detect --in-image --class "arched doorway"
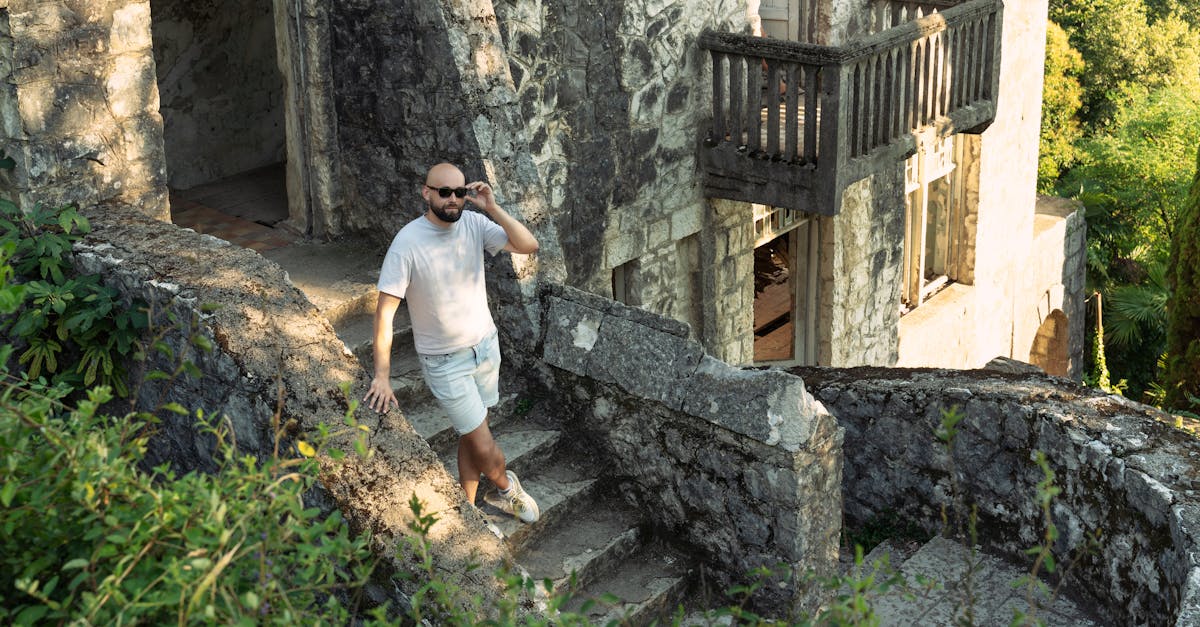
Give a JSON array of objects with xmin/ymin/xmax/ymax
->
[{"xmin": 1030, "ymin": 309, "xmax": 1070, "ymax": 377}]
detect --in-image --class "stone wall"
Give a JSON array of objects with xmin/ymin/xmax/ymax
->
[
  {"xmin": 0, "ymin": 0, "xmax": 168, "ymax": 219},
  {"xmin": 969, "ymin": 0, "xmax": 1047, "ymax": 364},
  {"xmin": 700, "ymin": 198, "xmax": 757, "ymax": 364},
  {"xmin": 73, "ymin": 204, "xmax": 510, "ymax": 614},
  {"xmin": 150, "ymin": 0, "xmax": 286, "ymax": 189},
  {"xmin": 822, "ymin": 170, "xmax": 904, "ymax": 366},
  {"xmin": 540, "ymin": 284, "xmax": 843, "ymax": 612},
  {"xmin": 1018, "ymin": 196, "xmax": 1086, "ymax": 379},
  {"xmin": 492, "ymin": 0, "xmax": 747, "ymax": 322},
  {"xmin": 798, "ymin": 365, "xmax": 1200, "ymax": 626}
]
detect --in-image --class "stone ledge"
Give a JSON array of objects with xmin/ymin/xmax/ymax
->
[{"xmin": 800, "ymin": 366, "xmax": 1200, "ymax": 626}]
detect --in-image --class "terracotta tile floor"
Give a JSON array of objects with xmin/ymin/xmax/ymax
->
[{"xmin": 170, "ymin": 195, "xmax": 298, "ymax": 253}]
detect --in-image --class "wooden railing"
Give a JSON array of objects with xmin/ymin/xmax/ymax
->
[
  {"xmin": 699, "ymin": 0, "xmax": 1002, "ymax": 215},
  {"xmin": 867, "ymin": 0, "xmax": 961, "ymax": 34}
]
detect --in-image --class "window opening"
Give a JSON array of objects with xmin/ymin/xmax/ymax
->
[
  {"xmin": 753, "ymin": 207, "xmax": 819, "ymax": 364},
  {"xmin": 902, "ymin": 135, "xmax": 964, "ymax": 313},
  {"xmin": 612, "ymin": 259, "xmax": 641, "ymax": 306}
]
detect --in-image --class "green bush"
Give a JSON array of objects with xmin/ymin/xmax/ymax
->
[
  {"xmin": 0, "ymin": 377, "xmax": 384, "ymax": 625},
  {"xmin": 0, "ymin": 201, "xmax": 146, "ymax": 396}
]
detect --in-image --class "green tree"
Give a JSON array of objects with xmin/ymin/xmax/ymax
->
[
  {"xmin": 1061, "ymin": 84, "xmax": 1200, "ymax": 399},
  {"xmin": 1162, "ymin": 146, "xmax": 1200, "ymax": 411},
  {"xmin": 1049, "ymin": 0, "xmax": 1200, "ymax": 129},
  {"xmin": 1064, "ymin": 85, "xmax": 1200, "ymax": 272},
  {"xmin": 1038, "ymin": 20, "xmax": 1085, "ymax": 192}
]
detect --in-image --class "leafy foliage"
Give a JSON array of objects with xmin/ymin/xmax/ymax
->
[
  {"xmin": 1054, "ymin": 79, "xmax": 1200, "ymax": 400},
  {"xmin": 0, "ymin": 201, "xmax": 147, "ymax": 396},
  {"xmin": 0, "ymin": 379, "xmax": 384, "ymax": 625},
  {"xmin": 1039, "ymin": 21, "xmax": 1085, "ymax": 191},
  {"xmin": 1162, "ymin": 146, "xmax": 1200, "ymax": 411},
  {"xmin": 1049, "ymin": 0, "xmax": 1200, "ymax": 129}
]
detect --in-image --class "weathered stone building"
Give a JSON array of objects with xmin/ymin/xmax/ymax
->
[
  {"xmin": 1, "ymin": 0, "xmax": 1112, "ymax": 620},
  {"xmin": 1, "ymin": 0, "xmax": 1083, "ymax": 378}
]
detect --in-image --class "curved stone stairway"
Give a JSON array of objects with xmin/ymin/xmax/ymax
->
[
  {"xmin": 265, "ymin": 240, "xmax": 1103, "ymax": 625},
  {"xmin": 331, "ymin": 302, "xmax": 695, "ymax": 624}
]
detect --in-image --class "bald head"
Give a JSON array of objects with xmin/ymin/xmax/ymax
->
[{"xmin": 425, "ymin": 162, "xmax": 465, "ymax": 188}]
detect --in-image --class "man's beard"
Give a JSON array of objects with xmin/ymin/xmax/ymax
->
[{"xmin": 428, "ymin": 197, "xmax": 463, "ymax": 223}]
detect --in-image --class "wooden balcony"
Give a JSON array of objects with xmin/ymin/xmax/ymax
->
[{"xmin": 699, "ymin": 0, "xmax": 1003, "ymax": 215}]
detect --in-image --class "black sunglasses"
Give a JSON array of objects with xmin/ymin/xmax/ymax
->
[{"xmin": 425, "ymin": 185, "xmax": 469, "ymax": 199}]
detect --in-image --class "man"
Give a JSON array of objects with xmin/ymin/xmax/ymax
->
[{"xmin": 364, "ymin": 162, "xmax": 541, "ymax": 523}]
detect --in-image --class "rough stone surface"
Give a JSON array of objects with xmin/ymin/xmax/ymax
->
[
  {"xmin": 75, "ymin": 204, "xmax": 509, "ymax": 614},
  {"xmin": 541, "ymin": 284, "xmax": 844, "ymax": 614},
  {"xmin": 797, "ymin": 365, "xmax": 1200, "ymax": 626},
  {"xmin": 824, "ymin": 170, "xmax": 904, "ymax": 367},
  {"xmin": 0, "ymin": 0, "xmax": 168, "ymax": 219},
  {"xmin": 493, "ymin": 0, "xmax": 747, "ymax": 331}
]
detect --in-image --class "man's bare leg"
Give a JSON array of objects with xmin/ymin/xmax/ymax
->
[{"xmin": 457, "ymin": 416, "xmax": 510, "ymax": 504}]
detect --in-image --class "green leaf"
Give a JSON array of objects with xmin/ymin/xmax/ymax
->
[
  {"xmin": 1, "ymin": 480, "xmax": 17, "ymax": 507},
  {"xmin": 62, "ymin": 558, "xmax": 89, "ymax": 571},
  {"xmin": 15, "ymin": 604, "xmax": 48, "ymax": 624},
  {"xmin": 162, "ymin": 403, "xmax": 189, "ymax": 416}
]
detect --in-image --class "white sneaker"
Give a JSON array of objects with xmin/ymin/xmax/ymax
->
[{"xmin": 501, "ymin": 470, "xmax": 540, "ymax": 523}]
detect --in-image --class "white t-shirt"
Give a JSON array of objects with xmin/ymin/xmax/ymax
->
[{"xmin": 377, "ymin": 211, "xmax": 509, "ymax": 355}]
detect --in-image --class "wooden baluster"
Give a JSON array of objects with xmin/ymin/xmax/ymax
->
[
  {"xmin": 971, "ymin": 18, "xmax": 982, "ymax": 103},
  {"xmin": 786, "ymin": 64, "xmax": 801, "ymax": 161},
  {"xmin": 985, "ymin": 12, "xmax": 998, "ymax": 100},
  {"xmin": 907, "ymin": 38, "xmax": 918, "ymax": 132},
  {"xmin": 851, "ymin": 63, "xmax": 862, "ymax": 157},
  {"xmin": 941, "ymin": 26, "xmax": 952, "ymax": 116},
  {"xmin": 887, "ymin": 48, "xmax": 899, "ymax": 141},
  {"xmin": 747, "ymin": 55, "xmax": 763, "ymax": 152},
  {"xmin": 874, "ymin": 56, "xmax": 884, "ymax": 151},
  {"xmin": 730, "ymin": 54, "xmax": 744, "ymax": 147},
  {"xmin": 863, "ymin": 59, "xmax": 874, "ymax": 155},
  {"xmin": 883, "ymin": 48, "xmax": 892, "ymax": 141},
  {"xmin": 803, "ymin": 65, "xmax": 818, "ymax": 162},
  {"xmin": 934, "ymin": 31, "xmax": 945, "ymax": 119},
  {"xmin": 894, "ymin": 45, "xmax": 907, "ymax": 139},
  {"xmin": 712, "ymin": 52, "xmax": 726, "ymax": 141},
  {"xmin": 923, "ymin": 34, "xmax": 935, "ymax": 126},
  {"xmin": 766, "ymin": 60, "xmax": 780, "ymax": 156},
  {"xmin": 912, "ymin": 39, "xmax": 924, "ymax": 129},
  {"xmin": 950, "ymin": 25, "xmax": 962, "ymax": 109}
]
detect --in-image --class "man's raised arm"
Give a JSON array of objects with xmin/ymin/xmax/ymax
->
[{"xmin": 466, "ymin": 181, "xmax": 539, "ymax": 254}]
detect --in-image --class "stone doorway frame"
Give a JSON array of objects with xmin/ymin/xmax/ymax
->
[{"xmin": 270, "ymin": 0, "xmax": 339, "ymax": 238}]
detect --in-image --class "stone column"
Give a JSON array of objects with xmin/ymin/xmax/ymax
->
[{"xmin": 0, "ymin": 1, "xmax": 168, "ymax": 219}]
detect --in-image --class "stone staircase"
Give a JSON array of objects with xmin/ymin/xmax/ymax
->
[
  {"xmin": 338, "ymin": 306, "xmax": 698, "ymax": 624},
  {"xmin": 264, "ymin": 241, "xmax": 1102, "ymax": 625},
  {"xmin": 264, "ymin": 240, "xmax": 697, "ymax": 624}
]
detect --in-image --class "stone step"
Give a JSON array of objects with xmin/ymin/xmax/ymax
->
[
  {"xmin": 562, "ymin": 540, "xmax": 692, "ymax": 625},
  {"xmin": 860, "ymin": 536, "xmax": 1101, "ymax": 627},
  {"xmin": 480, "ymin": 450, "xmax": 602, "ymax": 551},
  {"xmin": 401, "ymin": 394, "xmax": 516, "ymax": 453},
  {"xmin": 513, "ymin": 498, "xmax": 644, "ymax": 596}
]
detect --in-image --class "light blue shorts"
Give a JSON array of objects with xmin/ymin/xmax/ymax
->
[{"xmin": 417, "ymin": 332, "xmax": 501, "ymax": 435}]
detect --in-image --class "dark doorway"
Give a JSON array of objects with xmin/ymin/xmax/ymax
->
[{"xmin": 150, "ymin": 0, "xmax": 292, "ymax": 248}]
